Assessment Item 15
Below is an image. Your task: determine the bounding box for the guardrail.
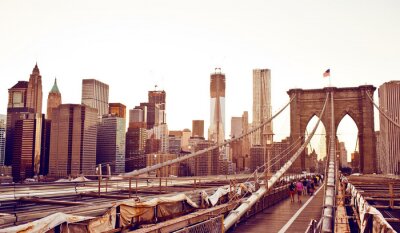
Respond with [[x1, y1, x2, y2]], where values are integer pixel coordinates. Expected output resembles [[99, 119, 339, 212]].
[[173, 215, 224, 233], [347, 183, 396, 233]]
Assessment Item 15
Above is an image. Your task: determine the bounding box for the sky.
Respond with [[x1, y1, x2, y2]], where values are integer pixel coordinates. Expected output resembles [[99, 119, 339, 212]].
[[1, 0, 399, 159]]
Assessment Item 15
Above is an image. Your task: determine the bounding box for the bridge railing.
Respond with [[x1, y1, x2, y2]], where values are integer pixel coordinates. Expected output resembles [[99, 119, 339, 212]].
[[347, 183, 396, 233], [173, 215, 224, 233]]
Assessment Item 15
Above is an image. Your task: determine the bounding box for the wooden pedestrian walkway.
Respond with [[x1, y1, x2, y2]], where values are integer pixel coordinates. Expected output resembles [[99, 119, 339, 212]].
[[231, 184, 325, 233]]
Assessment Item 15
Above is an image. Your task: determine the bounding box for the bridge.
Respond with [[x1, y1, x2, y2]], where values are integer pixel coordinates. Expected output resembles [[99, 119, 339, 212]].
[[0, 86, 399, 233]]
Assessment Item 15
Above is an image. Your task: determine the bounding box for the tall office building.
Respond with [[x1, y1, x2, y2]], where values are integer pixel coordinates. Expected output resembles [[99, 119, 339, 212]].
[[351, 151, 360, 172], [0, 115, 6, 166], [241, 111, 250, 157], [97, 115, 126, 174], [46, 78, 62, 121], [378, 81, 400, 174], [181, 128, 191, 151], [375, 131, 385, 174], [252, 69, 273, 146], [230, 116, 244, 167], [270, 137, 291, 172], [125, 119, 147, 172], [26, 63, 43, 114], [5, 81, 33, 166], [140, 102, 159, 129], [193, 140, 219, 176], [148, 90, 166, 110], [250, 146, 266, 172], [168, 134, 182, 154], [109, 103, 126, 118], [49, 104, 98, 178], [158, 123, 169, 153], [338, 142, 348, 168], [11, 113, 43, 182], [40, 119, 51, 176], [81, 79, 109, 117], [129, 107, 146, 123], [192, 120, 204, 138], [208, 68, 225, 144], [231, 117, 243, 138], [145, 136, 161, 154]]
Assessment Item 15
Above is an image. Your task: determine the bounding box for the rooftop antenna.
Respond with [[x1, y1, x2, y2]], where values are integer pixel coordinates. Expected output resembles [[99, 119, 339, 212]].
[[154, 84, 158, 91]]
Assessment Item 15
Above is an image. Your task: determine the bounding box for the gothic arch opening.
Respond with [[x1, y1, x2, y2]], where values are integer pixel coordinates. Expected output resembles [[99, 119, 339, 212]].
[[337, 114, 359, 173], [288, 86, 376, 173], [304, 115, 326, 173]]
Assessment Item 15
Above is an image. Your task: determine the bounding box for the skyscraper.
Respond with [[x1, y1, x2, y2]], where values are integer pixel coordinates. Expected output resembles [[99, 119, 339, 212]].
[[49, 104, 98, 177], [231, 117, 243, 138], [26, 63, 43, 114], [0, 114, 6, 166], [109, 103, 126, 118], [126, 106, 148, 173], [129, 107, 146, 123], [97, 115, 126, 174], [230, 111, 250, 172], [208, 68, 225, 144], [81, 79, 109, 117], [158, 123, 169, 153], [192, 120, 204, 138], [181, 128, 191, 151], [140, 102, 159, 129], [11, 113, 43, 182], [148, 90, 166, 110], [241, 111, 250, 157], [338, 142, 348, 168], [8, 81, 29, 109], [378, 81, 400, 175], [252, 69, 273, 146], [168, 134, 182, 154], [46, 78, 62, 121], [5, 81, 33, 166]]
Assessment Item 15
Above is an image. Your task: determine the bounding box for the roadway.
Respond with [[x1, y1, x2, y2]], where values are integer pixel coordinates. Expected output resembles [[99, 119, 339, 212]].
[[231, 184, 325, 233]]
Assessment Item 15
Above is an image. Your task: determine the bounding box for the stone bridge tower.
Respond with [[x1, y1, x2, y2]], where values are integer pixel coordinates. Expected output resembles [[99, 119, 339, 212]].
[[287, 86, 376, 174]]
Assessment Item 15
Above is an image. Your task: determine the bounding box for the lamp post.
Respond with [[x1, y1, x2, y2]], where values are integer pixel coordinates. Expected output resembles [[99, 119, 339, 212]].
[[263, 132, 274, 185]]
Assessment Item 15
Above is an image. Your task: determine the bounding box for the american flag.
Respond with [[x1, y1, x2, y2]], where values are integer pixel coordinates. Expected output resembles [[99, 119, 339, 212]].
[[323, 69, 330, 78]]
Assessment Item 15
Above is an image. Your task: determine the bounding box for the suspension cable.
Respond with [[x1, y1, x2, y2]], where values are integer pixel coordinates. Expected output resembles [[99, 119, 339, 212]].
[[366, 91, 400, 128], [224, 93, 329, 231], [322, 91, 336, 232]]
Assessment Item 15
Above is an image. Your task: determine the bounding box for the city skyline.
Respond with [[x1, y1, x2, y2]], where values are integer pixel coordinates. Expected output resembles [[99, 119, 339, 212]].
[[1, 0, 400, 144], [1, 1, 399, 230]]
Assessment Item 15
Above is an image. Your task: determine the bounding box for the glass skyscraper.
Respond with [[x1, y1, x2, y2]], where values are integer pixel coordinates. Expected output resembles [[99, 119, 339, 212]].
[[378, 81, 400, 174], [81, 79, 109, 117]]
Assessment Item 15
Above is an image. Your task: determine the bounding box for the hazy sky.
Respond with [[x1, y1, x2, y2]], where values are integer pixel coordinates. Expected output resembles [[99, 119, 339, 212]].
[[1, 0, 399, 158]]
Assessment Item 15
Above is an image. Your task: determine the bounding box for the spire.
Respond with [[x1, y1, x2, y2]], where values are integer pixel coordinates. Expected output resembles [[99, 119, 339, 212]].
[[50, 77, 60, 94], [32, 62, 40, 74]]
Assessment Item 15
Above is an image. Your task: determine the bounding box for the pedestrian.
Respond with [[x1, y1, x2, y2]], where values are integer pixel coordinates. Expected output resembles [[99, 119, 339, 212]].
[[302, 179, 308, 195], [309, 180, 315, 196], [289, 181, 296, 203], [296, 180, 304, 203]]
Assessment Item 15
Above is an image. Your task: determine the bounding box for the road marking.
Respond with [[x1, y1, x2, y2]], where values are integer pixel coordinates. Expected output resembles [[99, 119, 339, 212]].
[[278, 184, 324, 233]]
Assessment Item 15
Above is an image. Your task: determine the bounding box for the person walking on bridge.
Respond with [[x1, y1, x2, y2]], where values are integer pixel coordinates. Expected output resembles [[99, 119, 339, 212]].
[[296, 180, 304, 203], [289, 181, 296, 203]]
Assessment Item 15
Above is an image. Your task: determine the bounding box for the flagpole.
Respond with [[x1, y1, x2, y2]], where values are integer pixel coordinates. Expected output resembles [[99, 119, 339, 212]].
[[329, 75, 331, 87]]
